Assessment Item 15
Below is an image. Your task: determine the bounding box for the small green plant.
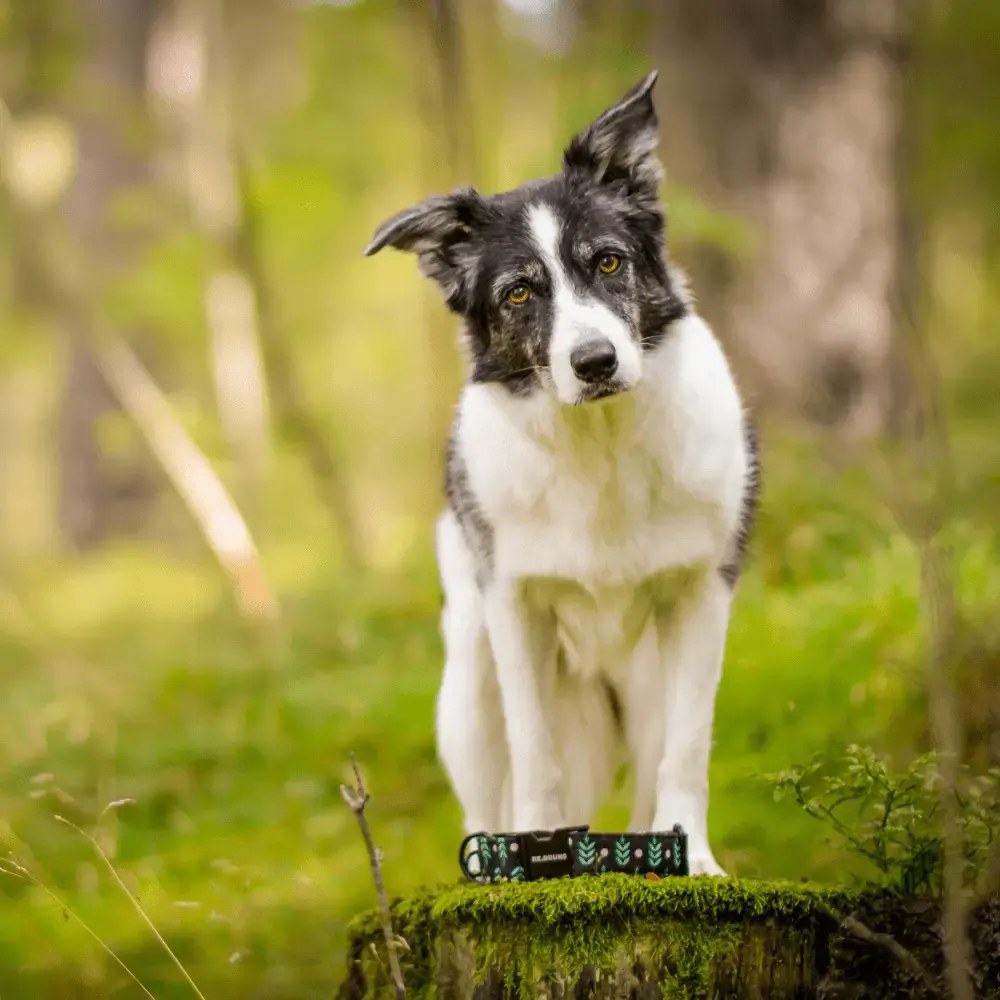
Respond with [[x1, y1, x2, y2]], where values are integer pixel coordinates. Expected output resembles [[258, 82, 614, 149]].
[[769, 745, 1000, 896]]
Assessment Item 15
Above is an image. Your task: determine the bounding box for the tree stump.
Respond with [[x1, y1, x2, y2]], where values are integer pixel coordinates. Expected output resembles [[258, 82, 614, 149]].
[[339, 875, 1000, 999]]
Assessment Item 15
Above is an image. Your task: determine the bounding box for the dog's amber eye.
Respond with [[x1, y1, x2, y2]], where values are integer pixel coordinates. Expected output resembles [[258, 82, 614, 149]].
[[507, 285, 531, 305], [597, 253, 621, 274]]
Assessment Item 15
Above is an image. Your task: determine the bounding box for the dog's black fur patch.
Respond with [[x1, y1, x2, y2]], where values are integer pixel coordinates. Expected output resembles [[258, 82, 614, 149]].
[[720, 418, 761, 587], [443, 433, 493, 583], [366, 72, 688, 398]]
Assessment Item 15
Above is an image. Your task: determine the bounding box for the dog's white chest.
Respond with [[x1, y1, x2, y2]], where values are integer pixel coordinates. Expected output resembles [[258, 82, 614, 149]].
[[530, 578, 654, 680], [467, 405, 727, 584], [457, 316, 746, 585], [508, 414, 676, 581]]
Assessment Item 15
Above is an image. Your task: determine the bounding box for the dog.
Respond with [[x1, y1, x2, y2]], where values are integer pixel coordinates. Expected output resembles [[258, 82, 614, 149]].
[[365, 71, 758, 875]]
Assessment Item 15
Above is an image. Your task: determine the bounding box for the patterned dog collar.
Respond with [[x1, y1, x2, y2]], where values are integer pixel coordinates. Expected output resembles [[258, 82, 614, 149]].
[[459, 825, 688, 883]]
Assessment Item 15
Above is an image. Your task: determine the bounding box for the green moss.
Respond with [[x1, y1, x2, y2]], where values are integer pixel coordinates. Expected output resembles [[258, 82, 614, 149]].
[[350, 874, 859, 935], [341, 876, 862, 999]]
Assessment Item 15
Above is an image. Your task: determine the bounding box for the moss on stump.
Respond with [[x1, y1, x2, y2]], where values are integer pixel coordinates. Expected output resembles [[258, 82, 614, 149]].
[[339, 875, 1000, 999]]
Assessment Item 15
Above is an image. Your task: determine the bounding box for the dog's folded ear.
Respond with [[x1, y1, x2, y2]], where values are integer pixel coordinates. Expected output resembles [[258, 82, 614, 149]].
[[365, 188, 494, 311], [562, 70, 661, 202]]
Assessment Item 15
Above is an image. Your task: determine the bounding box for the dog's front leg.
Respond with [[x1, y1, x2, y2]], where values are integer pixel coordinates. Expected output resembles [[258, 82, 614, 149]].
[[650, 572, 732, 875], [485, 580, 563, 831]]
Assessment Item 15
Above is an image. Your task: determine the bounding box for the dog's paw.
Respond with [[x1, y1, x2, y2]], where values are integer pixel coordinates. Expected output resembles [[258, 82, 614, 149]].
[[687, 853, 727, 877]]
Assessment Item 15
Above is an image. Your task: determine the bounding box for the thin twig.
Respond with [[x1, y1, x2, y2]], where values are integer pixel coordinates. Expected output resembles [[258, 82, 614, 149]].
[[340, 754, 406, 1000], [888, 6, 974, 993], [794, 787, 886, 869], [233, 149, 362, 568], [922, 541, 974, 1000], [830, 908, 939, 995], [54, 815, 207, 1000], [0, 858, 158, 999]]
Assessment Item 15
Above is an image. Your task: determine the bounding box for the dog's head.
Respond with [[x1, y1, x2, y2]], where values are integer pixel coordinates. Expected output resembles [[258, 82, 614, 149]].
[[366, 72, 687, 405]]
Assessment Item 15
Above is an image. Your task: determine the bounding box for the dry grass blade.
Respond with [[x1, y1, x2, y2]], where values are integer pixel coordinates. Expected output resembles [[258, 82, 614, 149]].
[[0, 857, 158, 999], [54, 815, 208, 1000], [96, 798, 137, 826]]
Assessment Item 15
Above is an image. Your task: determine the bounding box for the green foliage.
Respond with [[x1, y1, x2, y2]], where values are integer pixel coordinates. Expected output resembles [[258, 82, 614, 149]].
[[915, 0, 1000, 252], [4, 431, 999, 994], [770, 745, 1000, 896], [2, 0, 1000, 996]]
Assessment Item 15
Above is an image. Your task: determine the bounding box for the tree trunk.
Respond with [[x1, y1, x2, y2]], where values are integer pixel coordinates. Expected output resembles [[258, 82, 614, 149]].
[[59, 340, 158, 546], [407, 0, 490, 515], [58, 0, 162, 547], [5, 177, 280, 622], [651, 0, 907, 437], [339, 877, 1000, 999]]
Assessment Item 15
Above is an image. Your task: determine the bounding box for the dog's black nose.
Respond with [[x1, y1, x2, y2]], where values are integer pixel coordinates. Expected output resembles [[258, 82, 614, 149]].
[[570, 340, 618, 383]]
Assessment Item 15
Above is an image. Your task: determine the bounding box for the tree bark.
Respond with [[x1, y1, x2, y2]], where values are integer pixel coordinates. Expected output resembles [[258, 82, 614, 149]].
[[406, 1, 490, 513], [58, 0, 162, 546], [339, 878, 1000, 1000], [651, 0, 907, 437]]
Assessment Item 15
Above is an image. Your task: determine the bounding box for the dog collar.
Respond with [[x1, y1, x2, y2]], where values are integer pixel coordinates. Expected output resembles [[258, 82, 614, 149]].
[[459, 825, 688, 883]]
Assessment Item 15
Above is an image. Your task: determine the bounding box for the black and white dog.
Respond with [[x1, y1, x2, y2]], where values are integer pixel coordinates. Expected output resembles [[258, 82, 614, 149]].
[[366, 72, 758, 875]]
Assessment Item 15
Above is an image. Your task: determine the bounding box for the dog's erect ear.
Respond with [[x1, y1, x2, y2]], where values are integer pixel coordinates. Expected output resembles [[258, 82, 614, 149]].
[[365, 188, 494, 311], [562, 71, 661, 200]]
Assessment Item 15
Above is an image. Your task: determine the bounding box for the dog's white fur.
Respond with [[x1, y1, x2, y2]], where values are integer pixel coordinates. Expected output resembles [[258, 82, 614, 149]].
[[530, 205, 643, 403], [435, 209, 748, 876]]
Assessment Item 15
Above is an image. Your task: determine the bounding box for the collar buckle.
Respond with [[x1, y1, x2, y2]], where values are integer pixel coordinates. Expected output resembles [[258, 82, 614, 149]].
[[519, 826, 587, 880]]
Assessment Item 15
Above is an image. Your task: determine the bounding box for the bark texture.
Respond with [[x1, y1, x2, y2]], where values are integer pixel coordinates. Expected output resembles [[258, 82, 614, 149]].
[[58, 0, 162, 546], [339, 876, 1000, 1000], [652, 0, 907, 436]]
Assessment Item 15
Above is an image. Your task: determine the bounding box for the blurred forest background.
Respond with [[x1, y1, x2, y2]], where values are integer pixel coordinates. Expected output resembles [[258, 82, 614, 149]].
[[1, 0, 999, 997]]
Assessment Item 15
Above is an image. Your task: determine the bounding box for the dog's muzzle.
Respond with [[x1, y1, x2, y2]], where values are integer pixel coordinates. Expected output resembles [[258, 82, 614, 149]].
[[570, 339, 618, 383]]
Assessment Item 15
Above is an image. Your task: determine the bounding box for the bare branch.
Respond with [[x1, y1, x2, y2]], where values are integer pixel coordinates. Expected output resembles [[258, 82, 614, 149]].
[[155, 0, 362, 565], [152, 0, 270, 512], [232, 150, 363, 568], [341, 755, 406, 1000], [919, 537, 974, 1000], [831, 908, 939, 995], [89, 336, 279, 623], [886, 9, 974, 997]]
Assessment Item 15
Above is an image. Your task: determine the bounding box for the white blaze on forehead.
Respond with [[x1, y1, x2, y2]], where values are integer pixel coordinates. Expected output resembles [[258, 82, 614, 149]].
[[525, 202, 641, 403], [526, 202, 564, 279]]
